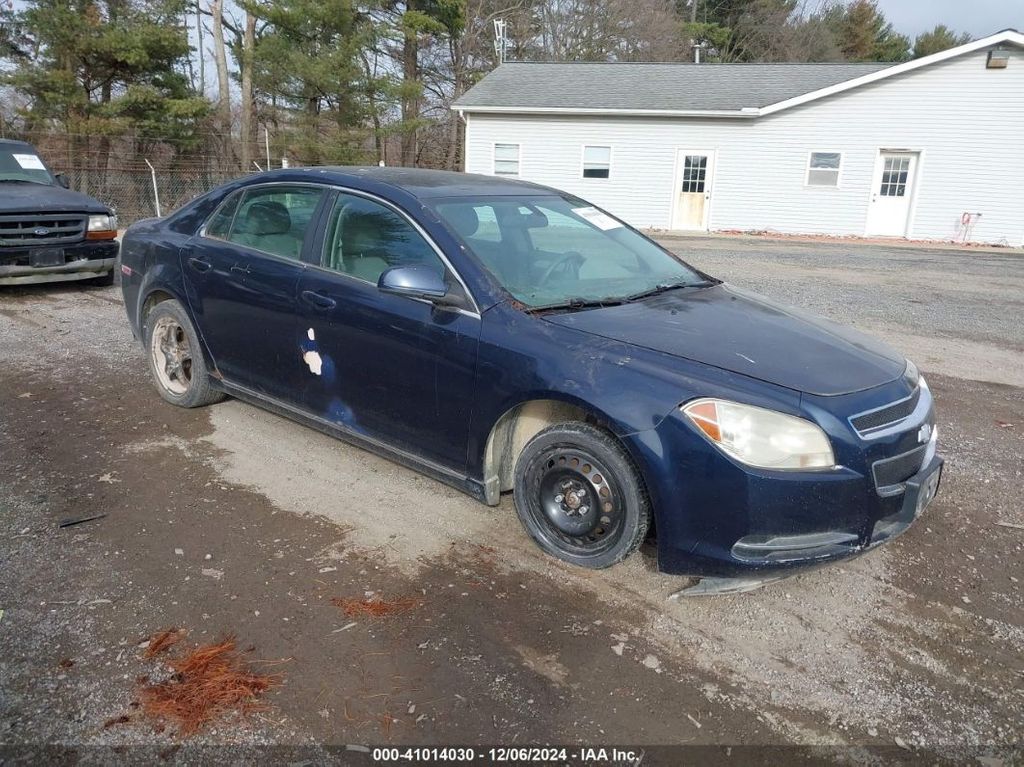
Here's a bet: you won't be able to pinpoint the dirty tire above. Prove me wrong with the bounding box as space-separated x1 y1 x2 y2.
143 299 225 408
513 422 650 569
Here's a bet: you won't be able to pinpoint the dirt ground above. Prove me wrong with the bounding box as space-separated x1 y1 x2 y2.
0 237 1021 763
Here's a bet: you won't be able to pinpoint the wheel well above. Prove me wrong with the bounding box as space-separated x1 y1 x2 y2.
482 399 606 505
141 289 175 326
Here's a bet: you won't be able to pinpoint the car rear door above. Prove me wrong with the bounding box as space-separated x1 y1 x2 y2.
180 183 328 400
294 190 481 473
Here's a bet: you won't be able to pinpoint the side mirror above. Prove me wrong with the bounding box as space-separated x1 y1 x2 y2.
378 265 453 304
55 173 70 189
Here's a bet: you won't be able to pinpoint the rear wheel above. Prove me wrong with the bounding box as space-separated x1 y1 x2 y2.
143 300 224 408
513 422 650 569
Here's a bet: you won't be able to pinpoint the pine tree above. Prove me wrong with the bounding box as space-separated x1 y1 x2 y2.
912 24 971 59
4 0 208 139
252 0 371 165
828 0 910 62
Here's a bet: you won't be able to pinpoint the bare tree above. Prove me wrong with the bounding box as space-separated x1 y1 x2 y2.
239 9 256 169
400 0 419 167
503 0 686 62
721 0 842 62
210 0 232 135
195 0 206 94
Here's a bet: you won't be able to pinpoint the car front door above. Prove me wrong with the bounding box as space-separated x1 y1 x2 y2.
181 183 327 399
294 190 481 473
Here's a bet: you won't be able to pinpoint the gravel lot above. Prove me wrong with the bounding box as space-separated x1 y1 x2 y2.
662 235 1024 387
0 236 1021 762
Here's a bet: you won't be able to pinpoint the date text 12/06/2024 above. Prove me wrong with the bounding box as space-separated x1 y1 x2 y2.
371 746 644 763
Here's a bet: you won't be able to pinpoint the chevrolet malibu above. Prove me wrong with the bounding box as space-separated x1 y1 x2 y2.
119 168 942 578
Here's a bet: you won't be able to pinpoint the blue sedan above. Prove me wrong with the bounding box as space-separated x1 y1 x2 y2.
119 167 942 578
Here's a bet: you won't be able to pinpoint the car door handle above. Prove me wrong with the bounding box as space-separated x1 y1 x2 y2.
230 264 251 275
188 256 212 273
301 290 337 310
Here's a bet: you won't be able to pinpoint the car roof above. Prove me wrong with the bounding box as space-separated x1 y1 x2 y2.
0 139 35 149
253 166 559 200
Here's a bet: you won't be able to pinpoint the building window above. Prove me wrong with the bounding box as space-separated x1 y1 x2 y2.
681 155 707 193
494 143 520 176
879 155 910 197
582 145 611 179
806 152 841 186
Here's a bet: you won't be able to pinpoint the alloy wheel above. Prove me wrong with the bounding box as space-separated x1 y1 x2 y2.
150 316 193 396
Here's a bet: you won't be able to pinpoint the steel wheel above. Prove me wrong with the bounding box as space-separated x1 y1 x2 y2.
150 315 193 396
514 423 650 569
527 447 625 557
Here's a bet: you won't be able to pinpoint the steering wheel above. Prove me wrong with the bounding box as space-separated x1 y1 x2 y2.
539 251 585 284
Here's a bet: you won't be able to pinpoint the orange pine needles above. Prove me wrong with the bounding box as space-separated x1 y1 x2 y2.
138 636 280 736
330 596 419 617
142 628 186 659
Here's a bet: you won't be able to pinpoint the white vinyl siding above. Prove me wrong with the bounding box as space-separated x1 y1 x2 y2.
464 46 1024 245
493 143 519 176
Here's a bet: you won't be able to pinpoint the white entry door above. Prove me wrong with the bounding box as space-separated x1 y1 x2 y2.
671 150 714 230
865 151 919 236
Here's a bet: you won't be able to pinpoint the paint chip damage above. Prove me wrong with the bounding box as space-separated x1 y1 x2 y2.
302 328 323 376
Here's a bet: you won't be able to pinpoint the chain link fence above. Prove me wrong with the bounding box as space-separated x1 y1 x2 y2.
7 130 259 226
60 166 245 226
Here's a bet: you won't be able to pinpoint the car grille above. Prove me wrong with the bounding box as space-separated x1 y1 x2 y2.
850 387 921 436
872 444 928 496
0 213 87 247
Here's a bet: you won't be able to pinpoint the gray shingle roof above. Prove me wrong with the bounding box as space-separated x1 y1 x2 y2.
454 61 891 113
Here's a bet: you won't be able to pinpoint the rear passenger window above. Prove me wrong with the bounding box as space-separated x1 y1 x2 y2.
204 191 242 239
223 186 324 260
321 193 444 284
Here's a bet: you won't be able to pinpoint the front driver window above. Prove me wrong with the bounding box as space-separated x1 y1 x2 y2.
322 193 445 284
224 185 324 260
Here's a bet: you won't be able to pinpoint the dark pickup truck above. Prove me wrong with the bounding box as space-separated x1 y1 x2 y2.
0 139 118 286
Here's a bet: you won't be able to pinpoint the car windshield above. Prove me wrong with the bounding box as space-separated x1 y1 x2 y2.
431 194 710 309
0 147 54 185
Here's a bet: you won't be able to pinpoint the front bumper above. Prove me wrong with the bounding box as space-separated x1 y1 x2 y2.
0 241 118 285
729 454 942 565
627 379 941 577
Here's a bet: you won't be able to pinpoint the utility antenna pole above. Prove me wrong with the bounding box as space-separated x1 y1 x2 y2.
689 0 701 63
493 18 508 65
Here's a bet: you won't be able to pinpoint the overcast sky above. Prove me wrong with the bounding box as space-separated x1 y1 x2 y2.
874 0 1024 40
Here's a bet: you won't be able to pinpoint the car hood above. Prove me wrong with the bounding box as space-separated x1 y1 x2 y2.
0 182 109 214
541 284 906 396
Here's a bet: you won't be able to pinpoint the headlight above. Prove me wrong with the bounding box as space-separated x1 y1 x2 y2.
88 214 115 231
682 398 835 470
86 213 117 240
905 359 920 388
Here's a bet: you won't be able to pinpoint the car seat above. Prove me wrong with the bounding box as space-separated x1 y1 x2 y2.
339 207 391 283
442 204 518 284
233 200 301 258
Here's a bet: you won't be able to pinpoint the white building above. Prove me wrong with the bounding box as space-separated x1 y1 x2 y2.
454 30 1024 246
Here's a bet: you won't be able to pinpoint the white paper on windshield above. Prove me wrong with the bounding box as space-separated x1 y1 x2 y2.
573 206 622 231
13 154 46 170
